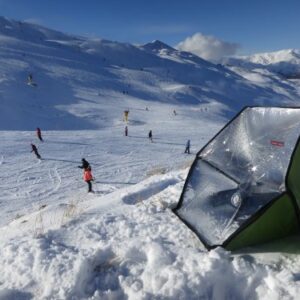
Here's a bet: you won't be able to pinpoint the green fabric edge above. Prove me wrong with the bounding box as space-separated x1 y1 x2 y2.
287 141 300 209
225 194 299 251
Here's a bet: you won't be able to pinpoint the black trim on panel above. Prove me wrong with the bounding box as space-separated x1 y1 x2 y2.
201 159 240 185
172 209 220 250
195 106 249 157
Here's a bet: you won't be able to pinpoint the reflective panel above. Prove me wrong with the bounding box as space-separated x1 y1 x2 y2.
176 107 300 246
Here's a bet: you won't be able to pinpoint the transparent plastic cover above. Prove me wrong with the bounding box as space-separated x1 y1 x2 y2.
177 107 300 245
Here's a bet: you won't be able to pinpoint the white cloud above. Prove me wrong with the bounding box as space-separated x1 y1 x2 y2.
176 33 240 62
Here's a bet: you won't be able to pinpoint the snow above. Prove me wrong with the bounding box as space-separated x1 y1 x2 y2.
223 49 300 79
235 49 300 67
1 16 300 299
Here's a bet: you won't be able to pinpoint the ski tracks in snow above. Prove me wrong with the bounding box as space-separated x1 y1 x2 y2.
47 167 62 194
11 160 62 202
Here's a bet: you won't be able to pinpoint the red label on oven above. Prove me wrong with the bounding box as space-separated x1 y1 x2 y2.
270 140 284 147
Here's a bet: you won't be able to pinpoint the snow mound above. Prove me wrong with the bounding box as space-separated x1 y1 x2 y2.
1 168 300 299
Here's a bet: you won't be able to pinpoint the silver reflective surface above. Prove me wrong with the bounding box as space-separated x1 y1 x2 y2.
177 107 300 245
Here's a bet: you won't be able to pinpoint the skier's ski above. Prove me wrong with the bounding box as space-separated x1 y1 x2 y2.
27 82 38 87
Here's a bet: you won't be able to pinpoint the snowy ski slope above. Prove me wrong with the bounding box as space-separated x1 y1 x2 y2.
1 17 300 299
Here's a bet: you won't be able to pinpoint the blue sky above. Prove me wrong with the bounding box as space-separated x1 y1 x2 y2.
1 0 300 55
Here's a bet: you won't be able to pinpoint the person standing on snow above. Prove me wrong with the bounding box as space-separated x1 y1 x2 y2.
36 127 43 142
124 110 129 122
148 130 153 142
78 158 91 170
28 73 33 84
125 126 128 136
27 73 37 87
83 166 94 193
31 143 41 159
184 139 191 154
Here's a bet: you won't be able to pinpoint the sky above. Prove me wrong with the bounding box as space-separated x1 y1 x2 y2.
0 0 300 58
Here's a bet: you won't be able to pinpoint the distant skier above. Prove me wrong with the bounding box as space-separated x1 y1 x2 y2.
83 166 94 193
31 143 41 159
184 139 191 154
124 110 129 122
125 126 128 136
28 73 33 84
78 158 91 170
148 130 153 142
173 110 177 116
36 127 43 142
27 73 37 87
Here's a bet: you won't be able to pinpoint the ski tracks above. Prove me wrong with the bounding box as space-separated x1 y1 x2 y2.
12 161 62 201
48 167 62 194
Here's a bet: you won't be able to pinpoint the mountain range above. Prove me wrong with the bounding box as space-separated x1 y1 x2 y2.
0 16 299 130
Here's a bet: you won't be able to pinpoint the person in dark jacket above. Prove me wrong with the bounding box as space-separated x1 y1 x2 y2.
28 73 33 84
148 130 153 142
31 143 41 159
184 139 191 154
78 158 91 170
36 127 43 142
125 126 128 136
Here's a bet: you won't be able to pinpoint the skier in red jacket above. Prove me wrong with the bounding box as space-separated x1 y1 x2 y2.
83 166 94 193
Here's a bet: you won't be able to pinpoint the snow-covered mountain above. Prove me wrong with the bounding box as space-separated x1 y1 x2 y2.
223 49 300 78
1 16 300 130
